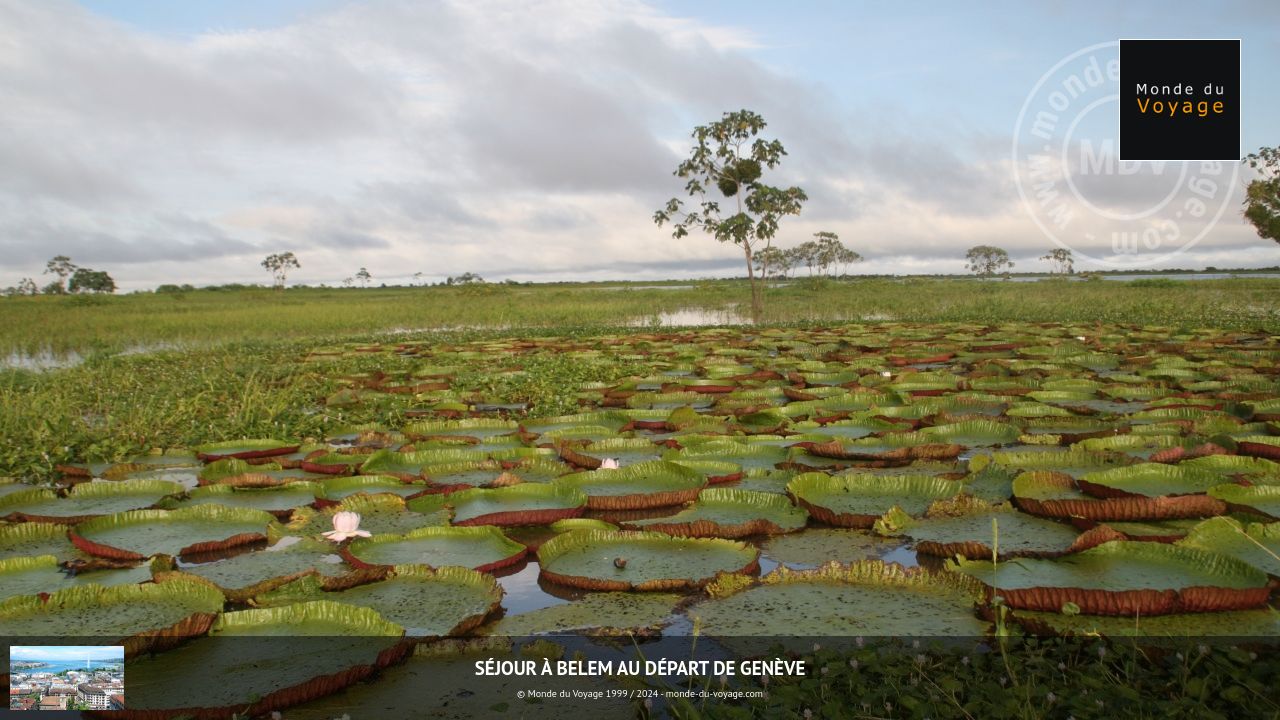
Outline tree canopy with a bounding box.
[965,245,1014,277]
[1244,147,1280,244]
[654,109,807,321]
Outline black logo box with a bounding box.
[1119,39,1240,162]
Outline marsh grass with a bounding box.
[2,278,1277,358]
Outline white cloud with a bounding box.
[0,0,1271,292]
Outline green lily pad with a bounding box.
[0,555,151,602]
[322,474,429,499]
[620,488,808,537]
[0,576,224,641]
[408,483,587,527]
[786,472,962,528]
[883,503,1083,559]
[950,540,1271,615]
[291,494,450,538]
[170,537,349,600]
[1177,517,1280,576]
[1014,605,1280,638]
[1209,484,1280,519]
[122,601,403,714]
[553,460,706,510]
[537,530,758,591]
[345,526,526,573]
[1079,463,1223,497]
[489,592,683,636]
[688,561,987,637]
[0,480,184,521]
[761,529,902,569]
[255,565,501,637]
[72,505,279,560]
[918,420,1020,446]
[0,522,76,562]
[194,439,301,461]
[173,481,324,514]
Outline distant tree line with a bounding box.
[2,255,116,297]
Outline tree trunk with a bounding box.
[744,244,762,323]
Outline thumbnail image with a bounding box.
[9,646,125,711]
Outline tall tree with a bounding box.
[654,110,807,322]
[68,268,116,294]
[1243,147,1280,244]
[261,252,300,290]
[965,245,1014,277]
[355,267,372,288]
[43,255,77,294]
[1040,248,1074,274]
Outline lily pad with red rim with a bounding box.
[343,526,526,573]
[786,472,962,528]
[120,600,406,717]
[407,483,587,527]
[552,460,707,510]
[619,488,808,538]
[0,576,224,654]
[536,529,759,591]
[194,439,301,462]
[71,505,280,561]
[949,540,1272,615]
[253,564,502,637]
[0,479,184,523]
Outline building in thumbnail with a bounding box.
[76,684,113,710]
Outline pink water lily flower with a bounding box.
[322,511,372,542]
[600,458,620,469]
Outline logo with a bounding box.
[1012,41,1239,267]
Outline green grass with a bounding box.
[2,277,1278,358]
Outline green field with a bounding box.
[2,277,1278,358]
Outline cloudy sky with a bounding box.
[2,0,1278,291]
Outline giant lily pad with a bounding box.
[1013,470,1226,521]
[162,537,350,601]
[121,601,405,716]
[171,481,324,517]
[688,561,987,637]
[620,488,808,538]
[537,530,759,591]
[0,522,76,562]
[359,449,489,480]
[408,483,587,526]
[344,526,526,573]
[1209,483,1280,519]
[1177,517,1280,576]
[322,475,429,500]
[880,502,1088,559]
[255,565,501,637]
[553,460,707,510]
[0,576,224,654]
[488,592,683,636]
[1078,463,1223,498]
[195,439,301,462]
[291,494,450,538]
[761,529,901,569]
[786,472,962,528]
[949,540,1272,615]
[1013,606,1280,638]
[71,505,279,561]
[0,479,184,523]
[917,420,1020,446]
[0,554,152,602]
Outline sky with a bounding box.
[1,0,1278,291]
[10,645,124,662]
